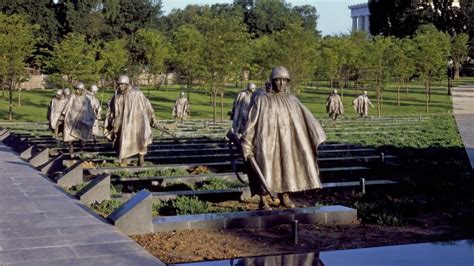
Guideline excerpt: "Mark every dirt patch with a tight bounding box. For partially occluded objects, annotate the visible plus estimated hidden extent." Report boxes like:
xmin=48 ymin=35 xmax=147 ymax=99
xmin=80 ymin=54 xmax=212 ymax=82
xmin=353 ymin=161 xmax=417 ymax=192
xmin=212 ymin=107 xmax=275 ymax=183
xmin=132 ymin=209 xmax=474 ymax=264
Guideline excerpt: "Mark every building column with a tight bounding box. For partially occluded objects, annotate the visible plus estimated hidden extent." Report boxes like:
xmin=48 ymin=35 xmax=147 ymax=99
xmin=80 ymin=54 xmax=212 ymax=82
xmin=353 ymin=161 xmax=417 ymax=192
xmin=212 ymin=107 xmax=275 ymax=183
xmin=358 ymin=16 xmax=365 ymax=31
xmin=352 ymin=17 xmax=358 ymax=31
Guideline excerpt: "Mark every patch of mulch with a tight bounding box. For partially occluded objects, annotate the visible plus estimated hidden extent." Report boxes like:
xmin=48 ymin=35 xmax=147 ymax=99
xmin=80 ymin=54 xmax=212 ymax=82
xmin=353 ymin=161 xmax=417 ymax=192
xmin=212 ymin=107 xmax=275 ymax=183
xmin=132 ymin=208 xmax=474 ymax=264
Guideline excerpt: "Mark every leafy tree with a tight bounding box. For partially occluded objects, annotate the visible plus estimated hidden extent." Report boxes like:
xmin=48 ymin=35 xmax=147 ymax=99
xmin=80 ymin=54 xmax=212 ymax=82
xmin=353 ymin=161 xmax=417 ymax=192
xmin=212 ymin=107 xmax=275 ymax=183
xmin=0 ymin=13 xmax=36 ymax=120
xmin=369 ymin=0 xmax=423 ymax=38
xmin=56 ymin=0 xmax=107 ymax=41
xmin=270 ymin=23 xmax=319 ymax=94
xmin=412 ymin=25 xmax=451 ymax=113
xmin=369 ymin=0 xmax=470 ymax=38
xmin=421 ymin=0 xmax=469 ymax=36
xmin=0 ymin=0 xmax=60 ymax=69
xmin=199 ymin=15 xmax=249 ymax=122
xmin=450 ymin=33 xmax=469 ymax=80
xmin=320 ymin=37 xmax=342 ymax=89
xmin=105 ymin=0 xmax=163 ymax=37
xmin=291 ymin=5 xmax=319 ymax=34
xmin=387 ymin=38 xmax=416 ymax=106
xmin=246 ymin=0 xmax=297 ymax=37
xmin=171 ymin=24 xmax=204 ymax=90
xmin=249 ymin=34 xmax=279 ymax=82
xmin=365 ymin=36 xmax=393 ymax=117
xmin=135 ymin=28 xmax=172 ymax=92
xmin=331 ymin=32 xmax=367 ymax=99
xmin=49 ymin=33 xmax=102 ymax=86
xmin=98 ymin=38 xmax=129 ymax=89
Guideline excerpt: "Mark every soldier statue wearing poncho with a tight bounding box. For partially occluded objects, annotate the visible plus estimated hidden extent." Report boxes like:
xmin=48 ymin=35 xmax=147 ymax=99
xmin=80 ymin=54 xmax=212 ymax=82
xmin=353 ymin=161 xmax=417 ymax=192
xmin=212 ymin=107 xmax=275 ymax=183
xmin=47 ymin=89 xmax=68 ymax=138
xmin=87 ymin=84 xmax=102 ymax=143
xmin=231 ymin=83 xmax=256 ymax=135
xmin=62 ymin=82 xmax=96 ymax=154
xmin=172 ymin=92 xmax=190 ymax=122
xmin=352 ymin=90 xmax=374 ymax=118
xmin=241 ymin=66 xmax=326 ymax=210
xmin=104 ymin=75 xmax=156 ymax=167
xmin=326 ymin=89 xmax=344 ymax=120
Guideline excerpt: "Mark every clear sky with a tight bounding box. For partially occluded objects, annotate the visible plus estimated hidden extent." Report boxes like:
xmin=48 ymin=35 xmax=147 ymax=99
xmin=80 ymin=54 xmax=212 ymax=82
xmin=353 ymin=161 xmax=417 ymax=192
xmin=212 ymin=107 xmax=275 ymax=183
xmin=161 ymin=0 xmax=365 ymax=36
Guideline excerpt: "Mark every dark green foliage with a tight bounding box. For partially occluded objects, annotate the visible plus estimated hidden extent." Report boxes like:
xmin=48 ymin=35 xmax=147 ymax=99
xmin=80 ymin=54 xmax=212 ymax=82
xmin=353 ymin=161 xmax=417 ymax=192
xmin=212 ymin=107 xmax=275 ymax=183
xmin=90 ymin=199 xmax=123 ymax=216
xmin=353 ymin=199 xmax=402 ymax=227
xmin=158 ymin=196 xmax=210 ymax=216
xmin=196 ymin=177 xmax=246 ymax=190
xmin=66 ymin=182 xmax=87 ymax=195
xmin=114 ymin=168 xmax=190 ymax=179
xmin=0 ymin=0 xmax=60 ymax=67
xmin=369 ymin=0 xmax=471 ymax=38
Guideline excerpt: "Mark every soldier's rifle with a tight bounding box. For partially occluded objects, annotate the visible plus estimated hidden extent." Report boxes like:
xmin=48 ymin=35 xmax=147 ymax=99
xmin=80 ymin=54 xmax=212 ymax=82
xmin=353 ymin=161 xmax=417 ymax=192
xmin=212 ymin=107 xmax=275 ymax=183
xmin=225 ymin=129 xmax=275 ymax=200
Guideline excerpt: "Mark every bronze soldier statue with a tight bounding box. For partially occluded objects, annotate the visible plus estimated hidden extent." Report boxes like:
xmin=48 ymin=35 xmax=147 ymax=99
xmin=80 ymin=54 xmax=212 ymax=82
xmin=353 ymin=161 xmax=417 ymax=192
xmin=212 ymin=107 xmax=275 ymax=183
xmin=240 ymin=66 xmax=326 ymax=210
xmin=326 ymin=89 xmax=344 ymax=120
xmin=172 ymin=92 xmax=190 ymax=122
xmin=352 ymin=90 xmax=374 ymax=118
xmin=62 ymin=82 xmax=96 ymax=155
xmin=87 ymin=84 xmax=102 ymax=144
xmin=47 ymin=89 xmax=68 ymax=138
xmin=104 ymin=75 xmax=156 ymax=167
xmin=231 ymin=83 xmax=256 ymax=135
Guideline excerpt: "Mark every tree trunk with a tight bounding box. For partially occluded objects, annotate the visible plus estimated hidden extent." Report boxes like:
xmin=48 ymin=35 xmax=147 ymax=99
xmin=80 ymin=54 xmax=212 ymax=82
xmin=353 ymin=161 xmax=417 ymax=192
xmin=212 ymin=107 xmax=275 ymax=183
xmin=397 ymin=80 xmax=401 ymax=107
xmin=339 ymin=79 xmax=344 ymax=99
xmin=212 ymin=86 xmax=216 ymax=124
xmin=377 ymin=88 xmax=381 ymax=118
xmin=405 ymin=78 xmax=409 ymax=99
xmin=330 ymin=79 xmax=333 ymax=89
xmin=8 ymin=81 xmax=13 ymax=120
xmin=17 ymin=86 xmax=21 ymax=107
xmin=220 ymin=91 xmax=224 ymax=123
xmin=428 ymin=79 xmax=432 ymax=104
xmin=454 ymin=63 xmax=460 ymax=80
xmin=425 ymin=80 xmax=429 ymax=113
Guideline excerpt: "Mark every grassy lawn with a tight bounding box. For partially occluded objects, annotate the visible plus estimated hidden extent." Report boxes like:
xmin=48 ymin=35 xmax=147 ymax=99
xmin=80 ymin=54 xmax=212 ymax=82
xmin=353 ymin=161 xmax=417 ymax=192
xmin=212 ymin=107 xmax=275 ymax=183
xmin=0 ymin=79 xmax=459 ymax=121
xmin=0 ymin=77 xmax=471 ymax=149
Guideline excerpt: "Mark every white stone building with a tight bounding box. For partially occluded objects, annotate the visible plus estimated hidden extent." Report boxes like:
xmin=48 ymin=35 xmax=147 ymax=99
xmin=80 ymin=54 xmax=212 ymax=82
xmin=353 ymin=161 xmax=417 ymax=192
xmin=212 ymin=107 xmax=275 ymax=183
xmin=348 ymin=3 xmax=370 ymax=34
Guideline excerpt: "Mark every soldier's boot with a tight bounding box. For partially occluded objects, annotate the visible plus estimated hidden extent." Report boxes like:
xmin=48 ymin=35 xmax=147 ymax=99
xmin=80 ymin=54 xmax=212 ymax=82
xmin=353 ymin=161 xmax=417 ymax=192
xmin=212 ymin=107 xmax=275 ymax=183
xmin=138 ymin=155 xmax=145 ymax=166
xmin=119 ymin=159 xmax=128 ymax=167
xmin=278 ymin=193 xmax=296 ymax=208
xmin=93 ymin=136 xmax=97 ymax=145
xmin=258 ymin=195 xmax=272 ymax=210
xmin=80 ymin=140 xmax=85 ymax=151
xmin=54 ymin=128 xmax=59 ymax=138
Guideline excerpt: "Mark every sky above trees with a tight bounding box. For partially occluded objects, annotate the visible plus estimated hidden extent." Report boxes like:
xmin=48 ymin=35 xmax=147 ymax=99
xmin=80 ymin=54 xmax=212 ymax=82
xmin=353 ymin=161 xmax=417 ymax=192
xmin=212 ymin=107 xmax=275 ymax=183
xmin=161 ymin=0 xmax=362 ymax=36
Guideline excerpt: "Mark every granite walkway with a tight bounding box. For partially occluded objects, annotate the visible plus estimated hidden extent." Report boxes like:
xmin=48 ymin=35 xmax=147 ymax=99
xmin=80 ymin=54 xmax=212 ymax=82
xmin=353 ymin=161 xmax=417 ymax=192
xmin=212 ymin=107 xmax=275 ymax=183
xmin=0 ymin=143 xmax=164 ymax=265
xmin=452 ymin=84 xmax=474 ymax=171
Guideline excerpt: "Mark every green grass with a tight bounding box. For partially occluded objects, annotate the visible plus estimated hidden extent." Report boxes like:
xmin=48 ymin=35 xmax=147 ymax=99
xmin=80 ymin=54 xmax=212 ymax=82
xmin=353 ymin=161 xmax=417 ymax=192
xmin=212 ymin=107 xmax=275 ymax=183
xmin=90 ymin=199 xmax=123 ymax=216
xmin=2 ymin=77 xmax=471 ymax=122
xmin=195 ymin=177 xmax=246 ymax=190
xmin=113 ymin=168 xmax=190 ymax=179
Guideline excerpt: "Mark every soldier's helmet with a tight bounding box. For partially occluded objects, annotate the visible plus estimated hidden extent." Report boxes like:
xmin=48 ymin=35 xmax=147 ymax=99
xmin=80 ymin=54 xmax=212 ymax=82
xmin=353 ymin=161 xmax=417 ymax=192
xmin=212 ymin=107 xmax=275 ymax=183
xmin=270 ymin=66 xmax=290 ymax=81
xmin=56 ymin=89 xmax=63 ymax=96
xmin=333 ymin=89 xmax=338 ymax=94
xmin=363 ymin=90 xmax=368 ymax=95
xmin=180 ymin=92 xmax=185 ymax=96
xmin=90 ymin=84 xmax=99 ymax=93
xmin=64 ymin=88 xmax=71 ymax=95
xmin=75 ymin=82 xmax=85 ymax=90
xmin=247 ymin=83 xmax=257 ymax=92
xmin=117 ymin=75 xmax=130 ymax=85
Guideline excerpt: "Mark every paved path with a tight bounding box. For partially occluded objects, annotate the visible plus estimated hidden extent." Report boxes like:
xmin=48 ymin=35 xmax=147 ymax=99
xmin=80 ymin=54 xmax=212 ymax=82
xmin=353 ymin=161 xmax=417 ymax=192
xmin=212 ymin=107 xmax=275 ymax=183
xmin=452 ymin=84 xmax=474 ymax=171
xmin=0 ymin=144 xmax=163 ymax=265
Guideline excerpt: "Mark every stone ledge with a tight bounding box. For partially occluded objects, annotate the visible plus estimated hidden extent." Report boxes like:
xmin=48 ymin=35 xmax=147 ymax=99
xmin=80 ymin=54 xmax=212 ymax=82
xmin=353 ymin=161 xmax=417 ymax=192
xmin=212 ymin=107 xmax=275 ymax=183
xmin=153 ymin=205 xmax=357 ymax=232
